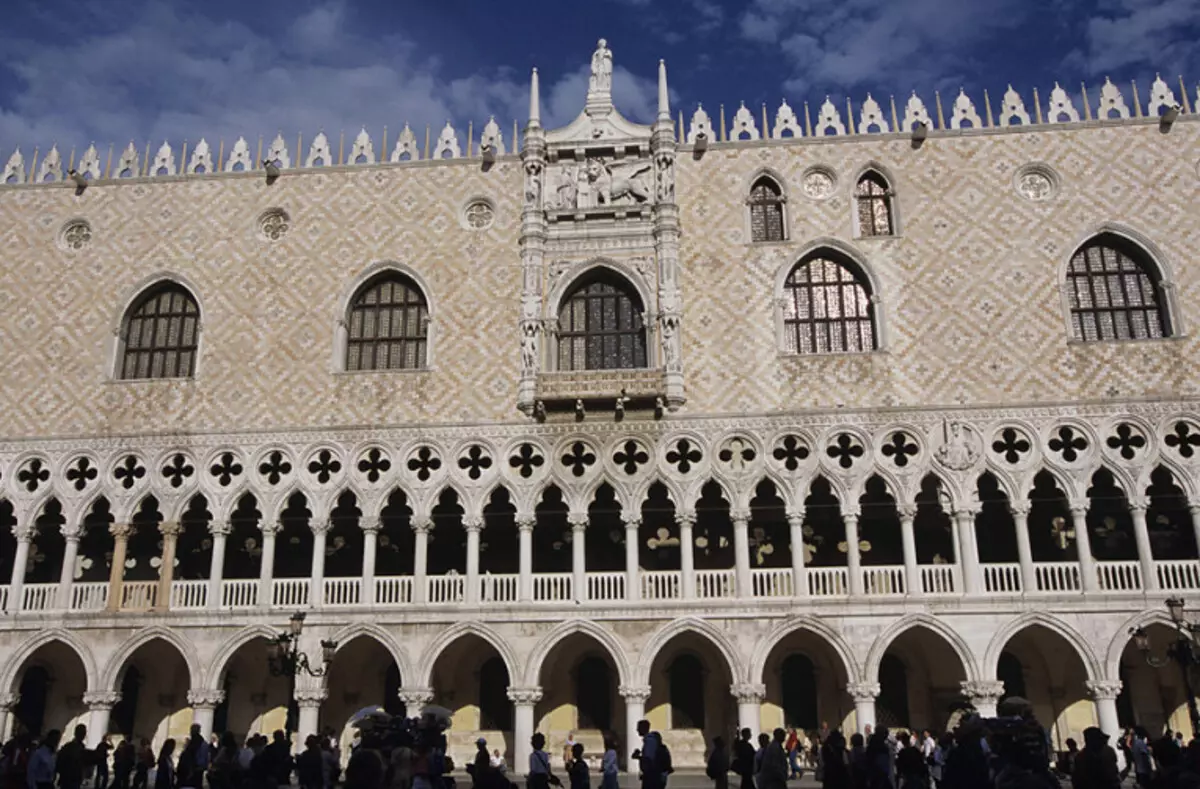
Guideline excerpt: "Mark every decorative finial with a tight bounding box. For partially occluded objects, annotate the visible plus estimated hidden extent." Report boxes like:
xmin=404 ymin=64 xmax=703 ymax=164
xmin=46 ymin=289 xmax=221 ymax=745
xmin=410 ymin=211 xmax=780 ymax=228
xmin=529 ymin=68 xmax=541 ymax=127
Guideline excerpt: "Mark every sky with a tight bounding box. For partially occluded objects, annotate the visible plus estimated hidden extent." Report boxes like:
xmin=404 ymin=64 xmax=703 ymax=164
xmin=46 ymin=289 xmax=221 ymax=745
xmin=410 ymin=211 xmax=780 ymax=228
xmin=1 ymin=0 xmax=1199 ymax=157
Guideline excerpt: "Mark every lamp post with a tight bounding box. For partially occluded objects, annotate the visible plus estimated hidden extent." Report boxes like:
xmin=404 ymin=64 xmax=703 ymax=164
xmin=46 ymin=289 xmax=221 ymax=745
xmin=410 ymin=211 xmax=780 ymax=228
xmin=1131 ymin=597 xmax=1200 ymax=738
xmin=266 ymin=612 xmax=337 ymax=678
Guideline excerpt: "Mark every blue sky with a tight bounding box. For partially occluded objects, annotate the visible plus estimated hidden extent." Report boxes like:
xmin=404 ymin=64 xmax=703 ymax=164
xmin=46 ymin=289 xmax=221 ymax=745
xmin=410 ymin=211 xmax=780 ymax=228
xmin=1 ymin=0 xmax=1199 ymax=155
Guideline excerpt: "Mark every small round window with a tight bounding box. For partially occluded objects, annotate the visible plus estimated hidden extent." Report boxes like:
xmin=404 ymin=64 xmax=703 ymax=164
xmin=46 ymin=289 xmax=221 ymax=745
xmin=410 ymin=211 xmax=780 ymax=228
xmin=463 ymin=200 xmax=495 ymax=230
xmin=59 ymin=219 xmax=93 ymax=251
xmin=259 ymin=208 xmax=291 ymax=241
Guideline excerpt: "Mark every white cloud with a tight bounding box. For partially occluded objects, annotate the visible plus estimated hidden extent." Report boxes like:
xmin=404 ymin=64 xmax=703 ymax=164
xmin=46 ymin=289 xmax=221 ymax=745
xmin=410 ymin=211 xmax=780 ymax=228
xmin=1066 ymin=0 xmax=1200 ymax=77
xmin=0 ymin=1 xmax=660 ymax=159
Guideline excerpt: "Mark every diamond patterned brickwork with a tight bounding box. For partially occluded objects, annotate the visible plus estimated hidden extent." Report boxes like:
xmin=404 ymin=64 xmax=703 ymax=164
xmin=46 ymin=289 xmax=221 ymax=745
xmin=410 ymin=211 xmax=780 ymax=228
xmin=0 ymin=121 xmax=1198 ymax=441
xmin=674 ymin=120 xmax=1200 ymax=416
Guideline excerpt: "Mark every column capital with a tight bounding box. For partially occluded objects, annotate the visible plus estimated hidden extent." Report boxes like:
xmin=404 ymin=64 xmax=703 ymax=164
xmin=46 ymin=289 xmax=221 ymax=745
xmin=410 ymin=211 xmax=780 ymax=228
xmin=360 ymin=515 xmax=381 ymax=534
xmin=846 ymin=682 xmax=880 ymax=702
xmin=1068 ymin=500 xmax=1089 ymax=518
xmin=186 ymin=688 xmax=227 ymax=709
xmin=785 ymin=509 xmax=805 ymax=528
xmin=61 ymin=524 xmax=84 ymax=543
xmin=463 ymin=515 xmax=484 ymax=533
xmin=209 ymin=520 xmax=233 ymax=537
xmin=1127 ymin=497 xmax=1149 ymax=514
xmin=675 ymin=511 xmax=697 ymax=528
xmin=411 ymin=515 xmax=434 ymax=534
xmin=896 ymin=505 xmax=917 ymax=521
xmin=159 ymin=521 xmax=182 ymax=538
xmin=840 ymin=506 xmax=862 ymax=520
xmin=730 ymin=508 xmax=751 ymax=524
xmin=108 ymin=522 xmax=133 ymax=540
xmin=952 ymin=508 xmax=980 ymax=521
xmin=516 ymin=514 xmax=537 ymax=532
xmin=0 ymin=692 xmax=19 ymax=710
xmin=259 ymin=519 xmax=282 ymax=537
xmin=1085 ymin=679 xmax=1124 ymax=701
xmin=293 ymin=688 xmax=328 ymax=708
xmin=506 ymin=687 xmax=544 ymax=705
xmin=83 ymin=691 xmax=122 ymax=711
xmin=730 ymin=682 xmax=766 ymax=704
xmin=621 ymin=513 xmax=642 ymax=528
xmin=567 ymin=512 xmax=588 ymax=528
xmin=1009 ymin=502 xmax=1031 ymax=518
xmin=310 ymin=520 xmax=333 ymax=536
xmin=397 ymin=687 xmax=434 ymax=707
xmin=618 ymin=684 xmax=652 ymax=703
xmin=1190 ymin=504 xmax=1200 ymax=516
xmin=960 ymin=680 xmax=1006 ymax=705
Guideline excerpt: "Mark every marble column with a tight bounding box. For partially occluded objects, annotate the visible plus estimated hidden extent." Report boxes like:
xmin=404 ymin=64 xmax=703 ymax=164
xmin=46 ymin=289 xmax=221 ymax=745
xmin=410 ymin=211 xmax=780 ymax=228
xmin=732 ymin=683 xmax=765 ymax=734
xmin=207 ymin=521 xmax=230 ymax=610
xmin=898 ymin=505 xmax=921 ymax=597
xmin=0 ymin=693 xmax=18 ymax=744
xmin=1129 ymin=500 xmax=1159 ymax=592
xmin=412 ymin=516 xmax=431 ymax=604
xmin=1010 ymin=503 xmax=1037 ymax=593
xmin=361 ymin=516 xmax=380 ymax=605
xmin=258 ymin=522 xmax=279 ymax=609
xmin=517 ymin=515 xmax=535 ymax=602
xmin=1190 ymin=505 xmax=1200 ymax=564
xmin=8 ymin=524 xmax=33 ymax=614
xmin=1070 ymin=502 xmax=1099 ymax=592
xmin=508 ymin=687 xmax=543 ymax=774
xmin=677 ymin=512 xmax=696 ymax=600
xmin=83 ymin=691 xmax=121 ymax=746
xmin=787 ymin=511 xmax=807 ymax=598
xmin=569 ymin=512 xmax=588 ymax=603
xmin=294 ymin=688 xmax=327 ymax=746
xmin=309 ymin=522 xmax=329 ymax=608
xmin=464 ymin=516 xmax=483 ymax=605
xmin=731 ymin=508 xmax=752 ymax=598
xmin=397 ymin=687 xmax=434 ymax=718
xmin=57 ymin=526 xmax=82 ymax=611
xmin=105 ymin=523 xmax=132 ymax=612
xmin=843 ymin=509 xmax=864 ymax=597
xmin=187 ymin=689 xmax=226 ymax=738
xmin=954 ymin=510 xmax=983 ymax=595
xmin=960 ymin=680 xmax=1005 ymax=718
xmin=623 ymin=514 xmax=641 ymax=602
xmin=155 ymin=521 xmax=181 ymax=611
xmin=1086 ymin=680 xmax=1124 ymax=739
xmin=848 ymin=682 xmax=879 ymax=734
xmin=619 ymin=685 xmax=651 ymax=773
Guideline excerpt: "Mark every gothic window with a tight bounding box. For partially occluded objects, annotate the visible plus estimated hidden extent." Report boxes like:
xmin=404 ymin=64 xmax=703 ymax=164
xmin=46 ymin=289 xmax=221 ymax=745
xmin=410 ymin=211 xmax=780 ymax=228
xmin=1066 ymin=235 xmax=1168 ymax=342
xmin=855 ymin=171 xmax=894 ymax=237
xmin=749 ymin=176 xmax=786 ymax=242
xmin=782 ymin=253 xmax=877 ymax=354
xmin=119 ymin=282 xmax=200 ymax=380
xmin=346 ymin=273 xmax=429 ymax=371
xmin=557 ymin=273 xmax=647 ymax=371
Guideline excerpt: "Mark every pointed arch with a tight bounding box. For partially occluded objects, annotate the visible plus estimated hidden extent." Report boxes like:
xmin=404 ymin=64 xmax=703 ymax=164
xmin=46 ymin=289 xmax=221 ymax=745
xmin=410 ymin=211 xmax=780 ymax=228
xmin=551 ymin=265 xmax=649 ymax=372
xmin=1105 ymin=609 xmax=1176 ymax=679
xmin=775 ymin=242 xmax=882 ymax=355
xmin=205 ymin=624 xmax=280 ymax=688
xmin=522 ymin=619 xmax=633 ymax=688
xmin=112 ymin=276 xmax=202 ymax=380
xmin=749 ymin=615 xmax=860 ymax=685
xmin=0 ymin=628 xmax=100 ymax=694
xmin=336 ymin=264 xmax=432 ymax=372
xmin=330 ymin=623 xmax=413 ymax=683
xmin=415 ymin=621 xmax=520 ymax=689
xmin=864 ymin=613 xmax=979 ymax=683
xmin=1060 ymin=228 xmax=1175 ymax=342
xmin=99 ymin=626 xmax=202 ymax=691
xmin=853 ymin=165 xmax=897 ymax=238
xmin=747 ymin=170 xmax=788 ymax=243
xmin=983 ymin=612 xmax=1100 ymax=681
xmin=635 ymin=616 xmax=745 ymax=686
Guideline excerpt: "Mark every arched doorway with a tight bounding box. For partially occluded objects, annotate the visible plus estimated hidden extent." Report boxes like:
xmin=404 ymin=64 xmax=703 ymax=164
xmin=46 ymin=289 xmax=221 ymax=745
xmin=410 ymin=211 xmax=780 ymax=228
xmin=213 ymin=637 xmax=293 ymax=740
xmin=323 ymin=636 xmax=403 ymax=754
xmin=1115 ymin=623 xmax=1193 ymax=738
xmin=994 ymin=625 xmax=1092 ymax=749
xmin=874 ymin=626 xmax=968 ymax=732
xmin=109 ymin=638 xmax=193 ymax=747
xmin=10 ymin=639 xmax=89 ymax=739
xmin=534 ymin=632 xmax=624 ymax=769
xmin=646 ymin=632 xmax=735 ymax=767
xmin=429 ymin=635 xmax=513 ymax=768
xmin=761 ymin=629 xmax=852 ymax=735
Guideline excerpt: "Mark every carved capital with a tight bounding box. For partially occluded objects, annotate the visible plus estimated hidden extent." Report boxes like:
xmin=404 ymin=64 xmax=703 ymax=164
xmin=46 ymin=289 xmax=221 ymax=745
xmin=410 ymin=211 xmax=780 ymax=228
xmin=618 ymin=685 xmax=652 ymax=703
xmin=1068 ymin=501 xmax=1089 ymax=519
xmin=960 ymin=680 xmax=1006 ymax=704
xmin=61 ymin=525 xmax=84 ymax=543
xmin=567 ymin=512 xmax=589 ymax=530
xmin=675 ymin=512 xmax=697 ymax=529
xmin=360 ymin=516 xmax=381 ymax=534
xmin=397 ymin=687 xmax=434 ymax=707
xmin=310 ymin=520 xmax=333 ymax=537
xmin=1085 ymin=680 xmax=1123 ymax=701
xmin=0 ymin=693 xmax=20 ymax=710
xmin=1009 ymin=502 xmax=1032 ymax=518
xmin=1127 ymin=497 xmax=1149 ymax=515
xmin=841 ymin=506 xmax=862 ymax=520
xmin=259 ymin=520 xmax=282 ymax=538
xmin=785 ymin=511 xmax=806 ymax=528
xmin=293 ymin=688 xmax=328 ymax=708
xmin=187 ymin=688 xmax=226 ymax=709
xmin=621 ymin=514 xmax=642 ymax=529
xmin=159 ymin=521 xmax=182 ymax=539
xmin=506 ymin=687 xmax=544 ymax=705
xmin=108 ymin=522 xmax=133 ymax=541
xmin=730 ymin=508 xmax=751 ymax=524
xmin=730 ymin=682 xmax=766 ymax=704
xmin=896 ymin=505 xmax=918 ymax=521
xmin=516 ymin=515 xmax=537 ymax=532
xmin=411 ymin=515 xmax=434 ymax=534
xmin=846 ymin=682 xmax=880 ymax=703
xmin=209 ymin=520 xmax=233 ymax=538
xmin=83 ymin=691 xmax=122 ymax=711
xmin=463 ymin=516 xmax=484 ymax=533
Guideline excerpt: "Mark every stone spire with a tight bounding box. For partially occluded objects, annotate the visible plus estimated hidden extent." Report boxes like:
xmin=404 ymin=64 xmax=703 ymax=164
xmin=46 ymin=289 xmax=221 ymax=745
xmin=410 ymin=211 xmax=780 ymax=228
xmin=658 ymin=59 xmax=670 ymax=121
xmin=528 ymin=68 xmax=541 ymax=129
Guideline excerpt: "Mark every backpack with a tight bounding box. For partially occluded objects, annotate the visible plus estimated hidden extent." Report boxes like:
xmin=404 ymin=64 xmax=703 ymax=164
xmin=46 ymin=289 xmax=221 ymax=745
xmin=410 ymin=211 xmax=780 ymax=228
xmin=654 ymin=742 xmax=673 ymax=775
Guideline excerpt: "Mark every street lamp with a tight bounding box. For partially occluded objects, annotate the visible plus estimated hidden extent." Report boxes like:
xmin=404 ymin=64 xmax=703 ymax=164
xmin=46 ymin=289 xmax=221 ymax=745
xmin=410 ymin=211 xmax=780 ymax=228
xmin=266 ymin=612 xmax=337 ymax=678
xmin=1131 ymin=597 xmax=1200 ymax=738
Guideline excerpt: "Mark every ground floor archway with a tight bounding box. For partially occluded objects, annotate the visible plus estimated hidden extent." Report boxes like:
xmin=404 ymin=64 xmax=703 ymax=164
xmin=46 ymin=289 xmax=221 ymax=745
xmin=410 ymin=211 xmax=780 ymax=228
xmin=873 ymin=625 xmax=969 ymax=733
xmin=11 ymin=640 xmax=88 ymax=738
xmin=534 ymin=632 xmax=624 ymax=769
xmin=645 ymin=631 xmax=735 ymax=768
xmin=430 ymin=634 xmax=513 ymax=768
xmin=1115 ymin=623 xmax=1194 ymax=739
xmin=997 ymin=625 xmax=1092 ymax=749
xmin=760 ymin=628 xmax=853 ymax=736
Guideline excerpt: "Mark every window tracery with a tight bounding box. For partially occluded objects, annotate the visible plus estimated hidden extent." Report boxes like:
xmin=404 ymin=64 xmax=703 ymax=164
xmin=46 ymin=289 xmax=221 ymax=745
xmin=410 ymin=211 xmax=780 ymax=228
xmin=855 ymin=171 xmax=894 ymax=237
xmin=119 ymin=283 xmax=200 ymax=380
xmin=1066 ymin=235 xmax=1168 ymax=342
xmin=749 ymin=176 xmax=786 ymax=243
xmin=782 ymin=253 xmax=877 ymax=354
xmin=556 ymin=274 xmax=647 ymax=371
xmin=346 ymin=274 xmax=429 ymax=371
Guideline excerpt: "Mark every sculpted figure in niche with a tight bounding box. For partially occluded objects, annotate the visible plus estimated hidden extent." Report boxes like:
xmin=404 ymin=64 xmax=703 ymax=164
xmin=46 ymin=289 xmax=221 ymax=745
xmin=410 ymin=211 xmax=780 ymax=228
xmin=590 ymin=39 xmax=612 ymax=94
xmin=520 ymin=320 xmax=540 ymax=372
xmin=936 ymin=421 xmax=979 ymax=470
xmin=554 ymin=165 xmax=578 ymax=210
xmin=656 ymin=154 xmax=675 ymax=202
xmin=524 ymin=161 xmax=542 ymax=207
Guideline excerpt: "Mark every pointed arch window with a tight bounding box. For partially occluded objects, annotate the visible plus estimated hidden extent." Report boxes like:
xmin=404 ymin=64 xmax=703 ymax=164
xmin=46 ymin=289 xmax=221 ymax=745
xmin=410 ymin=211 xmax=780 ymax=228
xmin=749 ymin=176 xmax=786 ymax=243
xmin=557 ymin=273 xmax=647 ymax=371
xmin=119 ymin=282 xmax=200 ymax=380
xmin=782 ymin=252 xmax=877 ymax=354
xmin=346 ymin=273 xmax=429 ymax=371
xmin=1066 ymin=235 xmax=1169 ymax=341
xmin=855 ymin=171 xmax=894 ymax=237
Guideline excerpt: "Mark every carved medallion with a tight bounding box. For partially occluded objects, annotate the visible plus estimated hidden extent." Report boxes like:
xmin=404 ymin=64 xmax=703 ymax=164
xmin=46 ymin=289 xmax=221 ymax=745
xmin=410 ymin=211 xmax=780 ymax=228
xmin=802 ymin=168 xmax=835 ymax=200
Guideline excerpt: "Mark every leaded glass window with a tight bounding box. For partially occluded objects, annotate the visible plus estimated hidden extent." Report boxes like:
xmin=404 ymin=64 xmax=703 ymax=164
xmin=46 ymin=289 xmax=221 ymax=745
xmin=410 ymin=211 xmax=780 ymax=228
xmin=119 ymin=283 xmax=200 ymax=379
xmin=749 ymin=176 xmax=786 ymax=243
xmin=346 ymin=274 xmax=429 ymax=371
xmin=855 ymin=172 xmax=894 ymax=237
xmin=782 ymin=254 xmax=877 ymax=354
xmin=1066 ymin=236 xmax=1167 ymax=342
xmin=557 ymin=276 xmax=647 ymax=371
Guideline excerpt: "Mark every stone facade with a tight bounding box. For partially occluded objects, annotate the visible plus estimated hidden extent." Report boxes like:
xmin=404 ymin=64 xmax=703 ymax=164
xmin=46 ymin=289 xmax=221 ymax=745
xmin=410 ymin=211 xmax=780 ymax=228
xmin=0 ymin=43 xmax=1198 ymax=771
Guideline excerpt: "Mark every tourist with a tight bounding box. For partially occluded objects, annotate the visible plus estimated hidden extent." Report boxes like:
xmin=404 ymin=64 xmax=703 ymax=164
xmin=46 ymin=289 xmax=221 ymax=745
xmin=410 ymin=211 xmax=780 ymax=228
xmin=489 ymin=750 xmax=506 ymax=775
xmin=207 ymin=732 xmax=240 ymax=789
xmin=320 ymin=736 xmax=340 ymax=789
xmin=757 ymin=730 xmax=787 ymax=789
xmin=864 ymin=728 xmax=891 ymax=789
xmin=567 ymin=743 xmax=589 ymax=789
xmin=846 ymin=733 xmax=866 ymax=789
xmin=132 ymin=740 xmax=153 ymax=789
xmin=26 ymin=730 xmax=58 ymax=789
xmin=526 ymin=733 xmax=556 ymax=789
xmin=894 ymin=733 xmax=927 ymax=789
xmin=469 ymin=738 xmax=490 ymax=789
xmin=562 ymin=734 xmax=577 ymax=772
xmin=731 ymin=729 xmax=755 ymax=789
xmin=54 ymin=725 xmax=88 ymax=789
xmin=600 ymin=737 xmax=618 ymax=789
xmin=297 ymin=736 xmax=325 ymax=789
xmin=6 ymin=734 xmax=33 ymax=789
xmin=784 ymin=730 xmax=800 ymax=781
xmin=929 ymin=734 xmax=951 ymax=787
xmin=818 ymin=731 xmax=848 ymax=789
xmin=1071 ymin=727 xmax=1119 ymax=789
xmin=343 ymin=742 xmax=385 ymax=789
xmin=632 ymin=720 xmax=669 ymax=789
xmin=94 ymin=734 xmax=112 ymax=789
xmin=155 ymin=740 xmax=176 ymax=789
xmin=1132 ymin=727 xmax=1153 ymax=787
xmin=112 ymin=740 xmax=133 ymax=789
xmin=705 ymin=736 xmax=728 ymax=789
xmin=388 ymin=735 xmax=413 ymax=789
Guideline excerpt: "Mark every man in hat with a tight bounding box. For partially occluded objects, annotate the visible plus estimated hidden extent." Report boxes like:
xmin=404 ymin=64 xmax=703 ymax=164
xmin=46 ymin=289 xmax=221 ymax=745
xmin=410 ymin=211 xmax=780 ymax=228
xmin=1072 ymin=727 xmax=1120 ymax=789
